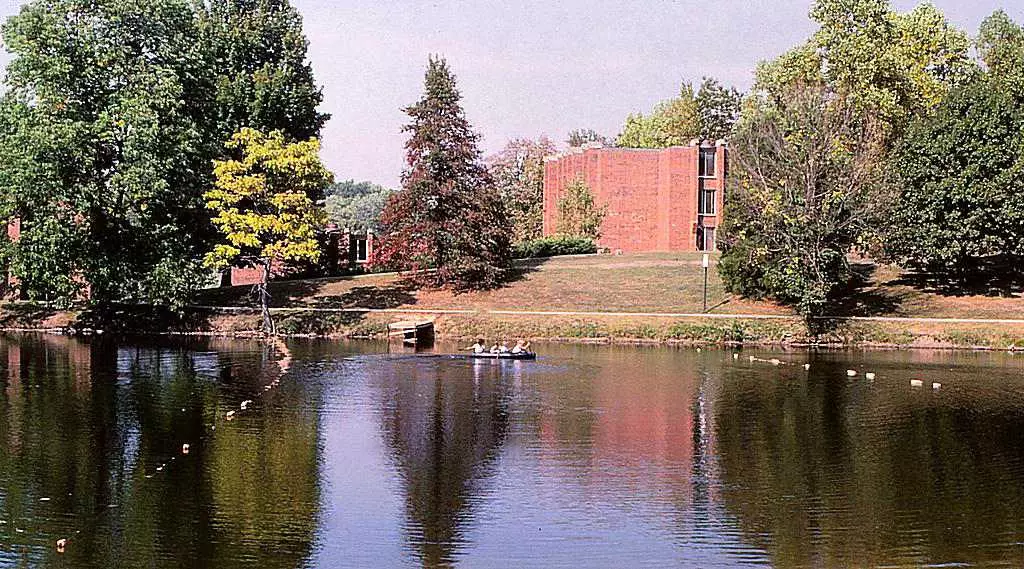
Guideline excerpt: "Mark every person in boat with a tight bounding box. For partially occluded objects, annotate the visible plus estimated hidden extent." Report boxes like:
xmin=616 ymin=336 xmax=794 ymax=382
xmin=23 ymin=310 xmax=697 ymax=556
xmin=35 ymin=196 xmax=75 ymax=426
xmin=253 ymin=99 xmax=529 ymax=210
xmin=511 ymin=340 xmax=531 ymax=354
xmin=489 ymin=341 xmax=510 ymax=354
xmin=465 ymin=339 xmax=487 ymax=354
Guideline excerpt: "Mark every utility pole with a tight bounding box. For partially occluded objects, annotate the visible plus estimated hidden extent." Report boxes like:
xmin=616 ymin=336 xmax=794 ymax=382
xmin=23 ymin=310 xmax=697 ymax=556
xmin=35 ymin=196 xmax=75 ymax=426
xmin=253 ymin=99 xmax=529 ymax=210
xmin=702 ymin=253 xmax=709 ymax=313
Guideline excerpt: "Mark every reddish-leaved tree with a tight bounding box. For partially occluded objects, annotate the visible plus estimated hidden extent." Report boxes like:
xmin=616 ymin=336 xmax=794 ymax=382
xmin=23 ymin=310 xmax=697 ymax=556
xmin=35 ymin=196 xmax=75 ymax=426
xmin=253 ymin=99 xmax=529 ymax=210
xmin=371 ymin=56 xmax=511 ymax=290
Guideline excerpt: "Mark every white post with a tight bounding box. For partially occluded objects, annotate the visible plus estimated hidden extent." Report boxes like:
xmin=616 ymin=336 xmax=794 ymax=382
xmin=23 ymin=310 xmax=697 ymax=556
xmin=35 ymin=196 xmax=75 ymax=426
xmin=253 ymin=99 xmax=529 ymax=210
xmin=702 ymin=253 xmax=710 ymax=312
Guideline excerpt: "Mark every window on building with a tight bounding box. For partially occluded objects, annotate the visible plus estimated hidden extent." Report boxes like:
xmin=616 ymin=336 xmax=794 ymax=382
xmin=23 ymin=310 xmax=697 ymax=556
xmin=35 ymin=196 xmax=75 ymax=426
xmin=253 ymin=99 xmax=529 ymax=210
xmin=699 ymin=148 xmax=717 ymax=178
xmin=699 ymin=188 xmax=716 ymax=215
xmin=697 ymin=226 xmax=717 ymax=251
xmin=355 ymin=237 xmax=368 ymax=263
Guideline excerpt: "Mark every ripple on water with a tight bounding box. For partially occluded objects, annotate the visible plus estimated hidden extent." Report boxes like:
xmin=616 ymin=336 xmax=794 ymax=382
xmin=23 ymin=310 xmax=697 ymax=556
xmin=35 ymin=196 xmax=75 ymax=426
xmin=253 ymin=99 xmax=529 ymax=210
xmin=6 ymin=339 xmax=1024 ymax=567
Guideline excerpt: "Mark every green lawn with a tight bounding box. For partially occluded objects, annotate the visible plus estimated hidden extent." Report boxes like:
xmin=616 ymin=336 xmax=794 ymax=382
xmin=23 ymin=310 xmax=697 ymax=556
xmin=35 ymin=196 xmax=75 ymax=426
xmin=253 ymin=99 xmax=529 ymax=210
xmin=195 ymin=252 xmax=1024 ymax=322
xmin=197 ymin=253 xmax=788 ymax=315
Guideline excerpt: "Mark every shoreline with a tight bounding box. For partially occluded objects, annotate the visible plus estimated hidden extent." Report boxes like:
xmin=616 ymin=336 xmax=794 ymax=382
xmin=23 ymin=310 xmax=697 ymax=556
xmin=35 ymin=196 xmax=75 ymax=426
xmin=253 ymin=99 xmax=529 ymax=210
xmin=1 ymin=304 xmax=1022 ymax=352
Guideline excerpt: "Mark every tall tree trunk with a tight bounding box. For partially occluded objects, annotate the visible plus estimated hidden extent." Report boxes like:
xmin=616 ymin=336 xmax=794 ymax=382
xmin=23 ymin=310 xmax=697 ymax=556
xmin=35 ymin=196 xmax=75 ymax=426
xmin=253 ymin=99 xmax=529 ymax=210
xmin=258 ymin=259 xmax=275 ymax=335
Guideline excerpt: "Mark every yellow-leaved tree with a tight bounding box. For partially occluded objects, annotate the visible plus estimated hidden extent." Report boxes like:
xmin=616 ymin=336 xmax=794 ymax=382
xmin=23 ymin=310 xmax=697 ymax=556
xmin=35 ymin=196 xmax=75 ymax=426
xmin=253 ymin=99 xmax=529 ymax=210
xmin=204 ymin=128 xmax=332 ymax=334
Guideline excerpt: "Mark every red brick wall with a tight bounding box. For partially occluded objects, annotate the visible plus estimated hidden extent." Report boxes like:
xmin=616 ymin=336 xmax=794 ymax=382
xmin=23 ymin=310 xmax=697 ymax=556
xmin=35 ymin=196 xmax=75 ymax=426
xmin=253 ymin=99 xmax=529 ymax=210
xmin=543 ymin=143 xmax=727 ymax=253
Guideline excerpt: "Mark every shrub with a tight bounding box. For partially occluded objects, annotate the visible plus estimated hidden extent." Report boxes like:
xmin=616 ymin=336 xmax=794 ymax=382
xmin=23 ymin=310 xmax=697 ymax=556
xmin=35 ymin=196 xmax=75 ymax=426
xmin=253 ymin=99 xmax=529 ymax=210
xmin=513 ymin=236 xmax=597 ymax=259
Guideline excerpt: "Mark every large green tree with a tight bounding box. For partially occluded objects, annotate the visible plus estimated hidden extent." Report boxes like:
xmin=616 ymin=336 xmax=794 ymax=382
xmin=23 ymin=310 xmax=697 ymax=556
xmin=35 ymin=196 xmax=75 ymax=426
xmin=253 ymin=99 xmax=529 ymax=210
xmin=486 ymin=137 xmax=557 ymax=243
xmin=372 ymin=57 xmax=512 ymax=291
xmin=196 ymin=0 xmax=329 ymax=143
xmin=888 ymin=14 xmax=1024 ymax=276
xmin=0 ymin=0 xmax=212 ymax=304
xmin=718 ymin=85 xmax=887 ymax=322
xmin=0 ymin=0 xmax=327 ymax=305
xmin=755 ymin=0 xmax=973 ymax=143
xmin=720 ymin=0 xmax=978 ymax=323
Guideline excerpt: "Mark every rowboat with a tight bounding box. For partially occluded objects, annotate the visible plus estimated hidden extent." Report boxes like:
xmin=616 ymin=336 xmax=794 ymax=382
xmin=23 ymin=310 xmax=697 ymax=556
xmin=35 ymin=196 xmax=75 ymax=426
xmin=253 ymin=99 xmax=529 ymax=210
xmin=454 ymin=352 xmax=537 ymax=361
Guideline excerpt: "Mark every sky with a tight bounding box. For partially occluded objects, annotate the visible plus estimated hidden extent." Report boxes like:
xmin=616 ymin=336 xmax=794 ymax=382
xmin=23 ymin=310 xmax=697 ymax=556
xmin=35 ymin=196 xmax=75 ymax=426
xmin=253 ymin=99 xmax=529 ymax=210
xmin=0 ymin=0 xmax=1018 ymax=188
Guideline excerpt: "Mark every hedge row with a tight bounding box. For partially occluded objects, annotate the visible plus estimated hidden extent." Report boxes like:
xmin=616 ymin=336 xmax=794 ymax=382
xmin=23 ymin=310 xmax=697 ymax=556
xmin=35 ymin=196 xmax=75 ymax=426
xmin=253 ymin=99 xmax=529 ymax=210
xmin=513 ymin=235 xmax=597 ymax=259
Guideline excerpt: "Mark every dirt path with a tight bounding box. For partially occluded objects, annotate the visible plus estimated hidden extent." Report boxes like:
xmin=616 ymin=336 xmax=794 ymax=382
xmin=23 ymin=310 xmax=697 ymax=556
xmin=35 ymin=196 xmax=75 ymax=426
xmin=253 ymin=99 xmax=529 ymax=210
xmin=190 ymin=305 xmax=1024 ymax=325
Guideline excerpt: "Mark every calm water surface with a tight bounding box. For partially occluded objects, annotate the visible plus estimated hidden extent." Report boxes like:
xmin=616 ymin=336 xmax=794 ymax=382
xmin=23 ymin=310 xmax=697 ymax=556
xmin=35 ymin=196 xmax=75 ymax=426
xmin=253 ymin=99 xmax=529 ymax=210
xmin=1 ymin=334 xmax=1024 ymax=568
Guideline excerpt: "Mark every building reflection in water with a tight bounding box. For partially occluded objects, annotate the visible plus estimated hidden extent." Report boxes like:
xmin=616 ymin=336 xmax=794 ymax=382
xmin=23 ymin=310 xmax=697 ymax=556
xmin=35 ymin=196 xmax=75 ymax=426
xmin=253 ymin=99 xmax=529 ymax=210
xmin=370 ymin=345 xmax=1024 ymax=567
xmin=372 ymin=346 xmax=767 ymax=567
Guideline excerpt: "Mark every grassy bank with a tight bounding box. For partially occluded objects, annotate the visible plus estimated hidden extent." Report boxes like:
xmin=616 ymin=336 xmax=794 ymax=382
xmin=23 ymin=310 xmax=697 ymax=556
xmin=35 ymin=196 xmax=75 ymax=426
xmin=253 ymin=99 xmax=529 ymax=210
xmin=3 ymin=253 xmax=1024 ymax=350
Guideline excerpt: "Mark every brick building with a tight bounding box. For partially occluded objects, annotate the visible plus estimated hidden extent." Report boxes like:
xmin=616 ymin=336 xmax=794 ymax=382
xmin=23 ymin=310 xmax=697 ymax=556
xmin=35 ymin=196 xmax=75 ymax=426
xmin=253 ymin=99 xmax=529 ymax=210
xmin=224 ymin=226 xmax=374 ymax=286
xmin=543 ymin=141 xmax=726 ymax=252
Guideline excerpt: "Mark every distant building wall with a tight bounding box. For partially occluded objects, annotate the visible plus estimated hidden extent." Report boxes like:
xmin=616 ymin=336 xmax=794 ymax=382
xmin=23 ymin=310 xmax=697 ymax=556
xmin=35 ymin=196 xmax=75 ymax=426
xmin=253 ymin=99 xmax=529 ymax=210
xmin=224 ymin=228 xmax=375 ymax=287
xmin=543 ymin=142 xmax=727 ymax=253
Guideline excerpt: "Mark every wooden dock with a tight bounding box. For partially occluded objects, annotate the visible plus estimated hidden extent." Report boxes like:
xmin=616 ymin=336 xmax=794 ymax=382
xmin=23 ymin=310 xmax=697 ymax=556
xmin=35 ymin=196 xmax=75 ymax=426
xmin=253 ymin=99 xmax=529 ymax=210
xmin=387 ymin=319 xmax=435 ymax=346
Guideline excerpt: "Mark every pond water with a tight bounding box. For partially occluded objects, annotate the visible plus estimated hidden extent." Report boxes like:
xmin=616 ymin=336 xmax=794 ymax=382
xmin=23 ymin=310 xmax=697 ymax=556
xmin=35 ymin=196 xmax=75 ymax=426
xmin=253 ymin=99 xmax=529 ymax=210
xmin=1 ymin=334 xmax=1024 ymax=568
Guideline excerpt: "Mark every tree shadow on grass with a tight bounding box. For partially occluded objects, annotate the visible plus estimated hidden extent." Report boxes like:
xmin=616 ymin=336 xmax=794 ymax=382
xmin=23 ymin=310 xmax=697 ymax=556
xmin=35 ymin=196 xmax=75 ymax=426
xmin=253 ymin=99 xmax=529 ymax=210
xmin=197 ymin=256 xmax=552 ymax=312
xmin=196 ymin=279 xmax=326 ymax=308
xmin=503 ymin=256 xmax=552 ymax=286
xmin=888 ymin=256 xmax=1024 ymax=298
xmin=306 ymin=283 xmax=418 ymax=309
xmin=0 ymin=303 xmax=64 ymax=328
xmin=196 ymin=278 xmax=418 ymax=309
xmin=825 ymin=262 xmax=907 ymax=318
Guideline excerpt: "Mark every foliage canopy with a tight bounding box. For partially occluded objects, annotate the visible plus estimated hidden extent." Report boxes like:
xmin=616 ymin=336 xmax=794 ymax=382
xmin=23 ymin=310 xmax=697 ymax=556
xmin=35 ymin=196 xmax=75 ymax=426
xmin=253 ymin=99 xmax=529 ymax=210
xmin=372 ymin=57 xmax=512 ymax=291
xmin=324 ymin=180 xmax=394 ymax=232
xmin=0 ymin=0 xmax=327 ymax=305
xmin=204 ymin=128 xmax=331 ymax=331
xmin=719 ymin=85 xmax=887 ymax=320
xmin=487 ymin=137 xmax=557 ymax=243
xmin=755 ymin=0 xmax=972 ymax=142
xmin=888 ymin=17 xmax=1024 ymax=274
xmin=617 ymin=78 xmax=742 ymax=148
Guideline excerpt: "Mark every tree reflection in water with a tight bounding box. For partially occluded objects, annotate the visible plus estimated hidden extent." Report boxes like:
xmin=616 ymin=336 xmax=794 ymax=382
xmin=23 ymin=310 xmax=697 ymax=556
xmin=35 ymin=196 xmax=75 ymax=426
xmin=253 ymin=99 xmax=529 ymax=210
xmin=376 ymin=357 xmax=512 ymax=568
xmin=0 ymin=333 xmax=321 ymax=569
xmin=713 ymin=355 xmax=1024 ymax=567
xmin=4 ymin=337 xmax=1024 ymax=568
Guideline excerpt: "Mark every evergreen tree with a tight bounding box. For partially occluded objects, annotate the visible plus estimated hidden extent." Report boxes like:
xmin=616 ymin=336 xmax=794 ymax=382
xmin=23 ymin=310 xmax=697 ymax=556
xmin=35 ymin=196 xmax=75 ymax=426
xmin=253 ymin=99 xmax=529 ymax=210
xmin=372 ymin=57 xmax=511 ymax=291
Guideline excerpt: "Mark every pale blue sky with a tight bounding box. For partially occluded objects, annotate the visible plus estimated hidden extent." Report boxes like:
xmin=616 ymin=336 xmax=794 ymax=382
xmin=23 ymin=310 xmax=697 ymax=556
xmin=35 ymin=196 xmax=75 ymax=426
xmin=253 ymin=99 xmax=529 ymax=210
xmin=0 ymin=0 xmax=1018 ymax=187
